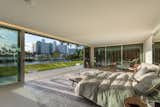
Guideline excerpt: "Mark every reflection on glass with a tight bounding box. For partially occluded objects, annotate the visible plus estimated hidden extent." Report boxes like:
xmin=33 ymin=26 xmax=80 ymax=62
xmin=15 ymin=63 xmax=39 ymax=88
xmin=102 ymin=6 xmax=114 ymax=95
xmin=84 ymin=47 xmax=90 ymax=68
xmin=94 ymin=44 xmax=143 ymax=68
xmin=153 ymin=42 xmax=160 ymax=65
xmin=106 ymin=46 xmax=121 ymax=65
xmin=94 ymin=47 xmax=105 ymax=67
xmin=123 ymin=44 xmax=143 ymax=65
xmin=0 ymin=27 xmax=19 ymax=85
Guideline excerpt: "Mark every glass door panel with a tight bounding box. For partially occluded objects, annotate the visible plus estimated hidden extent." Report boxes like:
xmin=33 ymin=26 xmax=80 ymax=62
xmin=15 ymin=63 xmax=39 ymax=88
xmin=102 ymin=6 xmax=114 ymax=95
xmin=94 ymin=47 xmax=105 ymax=67
xmin=84 ymin=47 xmax=90 ymax=68
xmin=123 ymin=44 xmax=143 ymax=66
xmin=0 ymin=27 xmax=20 ymax=85
xmin=106 ymin=46 xmax=121 ymax=65
xmin=153 ymin=42 xmax=160 ymax=65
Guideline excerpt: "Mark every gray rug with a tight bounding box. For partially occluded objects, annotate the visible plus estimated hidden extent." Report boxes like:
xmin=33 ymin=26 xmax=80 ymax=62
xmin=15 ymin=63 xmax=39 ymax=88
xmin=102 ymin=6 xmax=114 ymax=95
xmin=26 ymin=72 xmax=100 ymax=107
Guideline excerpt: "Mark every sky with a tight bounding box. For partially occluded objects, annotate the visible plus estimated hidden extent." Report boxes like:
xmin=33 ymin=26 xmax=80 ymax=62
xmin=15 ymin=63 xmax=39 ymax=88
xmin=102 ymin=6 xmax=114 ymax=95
xmin=25 ymin=33 xmax=77 ymax=52
xmin=0 ymin=27 xmax=82 ymax=52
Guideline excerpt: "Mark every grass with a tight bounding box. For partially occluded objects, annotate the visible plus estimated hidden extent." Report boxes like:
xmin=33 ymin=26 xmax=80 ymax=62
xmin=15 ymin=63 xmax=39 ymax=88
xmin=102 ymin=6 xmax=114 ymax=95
xmin=0 ymin=66 xmax=17 ymax=77
xmin=25 ymin=60 xmax=83 ymax=73
xmin=0 ymin=60 xmax=83 ymax=77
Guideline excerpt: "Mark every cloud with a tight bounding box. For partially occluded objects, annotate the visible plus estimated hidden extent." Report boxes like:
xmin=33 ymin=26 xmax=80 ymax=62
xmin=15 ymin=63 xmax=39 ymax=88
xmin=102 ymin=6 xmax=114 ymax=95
xmin=25 ymin=42 xmax=33 ymax=52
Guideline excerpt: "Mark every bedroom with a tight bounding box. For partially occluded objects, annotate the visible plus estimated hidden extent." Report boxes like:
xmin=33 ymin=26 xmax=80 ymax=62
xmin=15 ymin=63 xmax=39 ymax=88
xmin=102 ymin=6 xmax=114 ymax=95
xmin=0 ymin=0 xmax=160 ymax=107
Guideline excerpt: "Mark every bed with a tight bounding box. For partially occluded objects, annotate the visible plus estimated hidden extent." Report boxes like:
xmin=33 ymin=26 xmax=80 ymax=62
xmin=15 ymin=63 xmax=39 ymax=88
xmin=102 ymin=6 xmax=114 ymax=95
xmin=75 ymin=63 xmax=160 ymax=107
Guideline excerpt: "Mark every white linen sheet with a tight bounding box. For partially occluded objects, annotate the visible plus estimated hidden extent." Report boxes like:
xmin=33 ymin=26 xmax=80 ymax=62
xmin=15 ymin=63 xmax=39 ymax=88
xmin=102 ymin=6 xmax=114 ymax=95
xmin=75 ymin=63 xmax=160 ymax=107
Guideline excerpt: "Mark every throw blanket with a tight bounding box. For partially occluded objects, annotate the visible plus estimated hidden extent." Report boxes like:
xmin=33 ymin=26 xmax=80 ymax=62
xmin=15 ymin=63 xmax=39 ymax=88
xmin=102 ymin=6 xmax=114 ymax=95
xmin=75 ymin=63 xmax=160 ymax=107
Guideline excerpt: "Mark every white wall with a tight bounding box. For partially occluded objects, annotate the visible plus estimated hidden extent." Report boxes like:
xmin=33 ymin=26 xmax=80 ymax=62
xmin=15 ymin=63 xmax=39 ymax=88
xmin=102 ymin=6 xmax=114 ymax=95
xmin=143 ymin=36 xmax=153 ymax=64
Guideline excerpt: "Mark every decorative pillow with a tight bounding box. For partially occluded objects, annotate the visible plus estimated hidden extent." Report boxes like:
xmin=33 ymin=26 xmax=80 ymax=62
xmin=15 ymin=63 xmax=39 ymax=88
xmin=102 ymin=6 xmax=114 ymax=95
xmin=134 ymin=63 xmax=160 ymax=81
xmin=133 ymin=73 xmax=158 ymax=94
xmin=133 ymin=63 xmax=160 ymax=94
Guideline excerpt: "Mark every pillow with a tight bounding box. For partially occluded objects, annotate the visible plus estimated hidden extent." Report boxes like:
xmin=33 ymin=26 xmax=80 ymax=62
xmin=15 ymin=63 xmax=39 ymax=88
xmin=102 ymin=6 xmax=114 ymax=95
xmin=134 ymin=63 xmax=160 ymax=80
xmin=133 ymin=63 xmax=160 ymax=94
xmin=133 ymin=73 xmax=160 ymax=94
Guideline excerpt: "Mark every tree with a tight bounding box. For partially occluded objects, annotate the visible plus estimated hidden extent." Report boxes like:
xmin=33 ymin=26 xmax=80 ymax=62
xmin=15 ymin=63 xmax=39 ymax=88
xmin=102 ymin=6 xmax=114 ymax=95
xmin=52 ymin=51 xmax=60 ymax=58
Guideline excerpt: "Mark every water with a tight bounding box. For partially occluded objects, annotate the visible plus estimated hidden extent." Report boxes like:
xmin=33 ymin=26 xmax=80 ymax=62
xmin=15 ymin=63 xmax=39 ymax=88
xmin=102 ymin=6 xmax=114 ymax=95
xmin=0 ymin=60 xmax=71 ymax=67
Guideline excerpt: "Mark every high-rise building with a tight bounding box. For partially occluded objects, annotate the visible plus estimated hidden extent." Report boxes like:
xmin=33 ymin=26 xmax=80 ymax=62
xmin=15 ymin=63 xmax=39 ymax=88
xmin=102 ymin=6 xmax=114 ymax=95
xmin=36 ymin=41 xmax=41 ymax=54
xmin=68 ymin=48 xmax=76 ymax=55
xmin=48 ymin=43 xmax=53 ymax=54
xmin=35 ymin=39 xmax=54 ymax=55
xmin=52 ymin=41 xmax=57 ymax=52
xmin=57 ymin=44 xmax=67 ymax=54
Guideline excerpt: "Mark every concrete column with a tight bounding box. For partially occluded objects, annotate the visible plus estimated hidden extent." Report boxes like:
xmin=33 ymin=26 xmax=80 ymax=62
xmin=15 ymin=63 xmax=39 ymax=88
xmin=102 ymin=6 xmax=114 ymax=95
xmin=143 ymin=35 xmax=153 ymax=64
xmin=19 ymin=31 xmax=25 ymax=83
xmin=121 ymin=45 xmax=123 ymax=65
xmin=90 ymin=47 xmax=94 ymax=67
xmin=83 ymin=47 xmax=85 ymax=68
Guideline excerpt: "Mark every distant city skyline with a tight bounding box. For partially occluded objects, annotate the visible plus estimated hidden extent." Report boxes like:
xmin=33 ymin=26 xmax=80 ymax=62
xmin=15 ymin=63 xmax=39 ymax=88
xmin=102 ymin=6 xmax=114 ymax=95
xmin=25 ymin=33 xmax=77 ymax=52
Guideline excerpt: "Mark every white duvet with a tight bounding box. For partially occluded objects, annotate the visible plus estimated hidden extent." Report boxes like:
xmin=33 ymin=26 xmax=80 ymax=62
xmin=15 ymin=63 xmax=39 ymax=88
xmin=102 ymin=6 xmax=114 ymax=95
xmin=75 ymin=63 xmax=160 ymax=107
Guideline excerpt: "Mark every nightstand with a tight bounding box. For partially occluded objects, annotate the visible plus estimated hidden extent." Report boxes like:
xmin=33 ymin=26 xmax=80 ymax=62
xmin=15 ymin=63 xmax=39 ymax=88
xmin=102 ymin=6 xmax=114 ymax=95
xmin=155 ymin=102 xmax=160 ymax=107
xmin=124 ymin=96 xmax=147 ymax=107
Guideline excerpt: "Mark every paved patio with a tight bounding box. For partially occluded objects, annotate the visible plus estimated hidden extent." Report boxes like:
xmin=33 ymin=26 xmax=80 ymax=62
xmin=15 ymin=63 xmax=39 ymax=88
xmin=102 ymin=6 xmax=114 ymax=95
xmin=25 ymin=65 xmax=99 ymax=107
xmin=25 ymin=65 xmax=84 ymax=81
xmin=0 ymin=65 xmax=99 ymax=107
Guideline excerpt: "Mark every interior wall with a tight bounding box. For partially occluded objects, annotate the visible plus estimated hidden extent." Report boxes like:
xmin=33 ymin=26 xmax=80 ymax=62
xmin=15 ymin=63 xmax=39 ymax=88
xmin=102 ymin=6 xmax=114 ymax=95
xmin=143 ymin=36 xmax=153 ymax=64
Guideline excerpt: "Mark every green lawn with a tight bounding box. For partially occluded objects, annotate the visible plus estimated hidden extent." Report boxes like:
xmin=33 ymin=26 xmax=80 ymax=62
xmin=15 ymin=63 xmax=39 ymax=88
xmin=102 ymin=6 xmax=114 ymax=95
xmin=0 ymin=61 xmax=83 ymax=77
xmin=0 ymin=66 xmax=17 ymax=77
xmin=25 ymin=60 xmax=83 ymax=73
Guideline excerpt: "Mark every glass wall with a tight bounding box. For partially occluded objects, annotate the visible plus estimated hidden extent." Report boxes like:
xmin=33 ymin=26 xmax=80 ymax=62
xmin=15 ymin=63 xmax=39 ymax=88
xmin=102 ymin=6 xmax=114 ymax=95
xmin=84 ymin=47 xmax=90 ymax=68
xmin=94 ymin=44 xmax=143 ymax=67
xmin=0 ymin=27 xmax=20 ymax=85
xmin=153 ymin=42 xmax=160 ymax=65
xmin=94 ymin=47 xmax=105 ymax=67
xmin=106 ymin=46 xmax=121 ymax=65
xmin=123 ymin=44 xmax=143 ymax=65
xmin=25 ymin=33 xmax=83 ymax=73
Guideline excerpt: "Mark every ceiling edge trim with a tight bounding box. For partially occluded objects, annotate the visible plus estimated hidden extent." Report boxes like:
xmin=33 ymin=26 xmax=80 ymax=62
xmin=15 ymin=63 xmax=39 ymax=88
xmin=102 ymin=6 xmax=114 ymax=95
xmin=92 ymin=41 xmax=144 ymax=48
xmin=0 ymin=21 xmax=89 ymax=46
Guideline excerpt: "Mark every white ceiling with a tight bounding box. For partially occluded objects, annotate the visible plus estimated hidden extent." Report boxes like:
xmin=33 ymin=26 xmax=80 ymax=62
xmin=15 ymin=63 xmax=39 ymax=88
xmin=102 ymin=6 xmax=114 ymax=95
xmin=0 ymin=0 xmax=160 ymax=46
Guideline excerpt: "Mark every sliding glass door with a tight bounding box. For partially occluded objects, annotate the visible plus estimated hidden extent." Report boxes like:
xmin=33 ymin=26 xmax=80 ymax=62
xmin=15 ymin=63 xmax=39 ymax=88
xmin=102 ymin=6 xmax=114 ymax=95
xmin=123 ymin=44 xmax=143 ymax=65
xmin=94 ymin=44 xmax=143 ymax=67
xmin=0 ymin=27 xmax=20 ymax=85
xmin=94 ymin=47 xmax=105 ymax=67
xmin=106 ymin=46 xmax=121 ymax=65
xmin=153 ymin=42 xmax=160 ymax=65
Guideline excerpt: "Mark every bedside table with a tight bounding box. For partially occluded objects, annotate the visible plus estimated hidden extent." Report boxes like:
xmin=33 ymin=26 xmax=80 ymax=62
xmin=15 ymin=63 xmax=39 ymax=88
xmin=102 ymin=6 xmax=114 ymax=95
xmin=155 ymin=102 xmax=160 ymax=107
xmin=124 ymin=96 xmax=147 ymax=107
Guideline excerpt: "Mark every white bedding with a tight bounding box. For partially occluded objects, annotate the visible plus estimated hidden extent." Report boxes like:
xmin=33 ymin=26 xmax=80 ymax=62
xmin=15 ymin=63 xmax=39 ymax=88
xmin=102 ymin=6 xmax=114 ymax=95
xmin=75 ymin=63 xmax=160 ymax=107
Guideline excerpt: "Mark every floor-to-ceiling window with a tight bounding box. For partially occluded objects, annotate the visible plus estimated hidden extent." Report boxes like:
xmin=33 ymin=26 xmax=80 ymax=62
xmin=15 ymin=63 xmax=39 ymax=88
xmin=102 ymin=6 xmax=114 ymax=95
xmin=94 ymin=47 xmax=105 ymax=67
xmin=123 ymin=44 xmax=143 ymax=65
xmin=94 ymin=44 xmax=143 ymax=67
xmin=84 ymin=47 xmax=90 ymax=68
xmin=0 ymin=27 xmax=20 ymax=85
xmin=106 ymin=46 xmax=121 ymax=65
xmin=25 ymin=33 xmax=83 ymax=75
xmin=153 ymin=42 xmax=160 ymax=65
